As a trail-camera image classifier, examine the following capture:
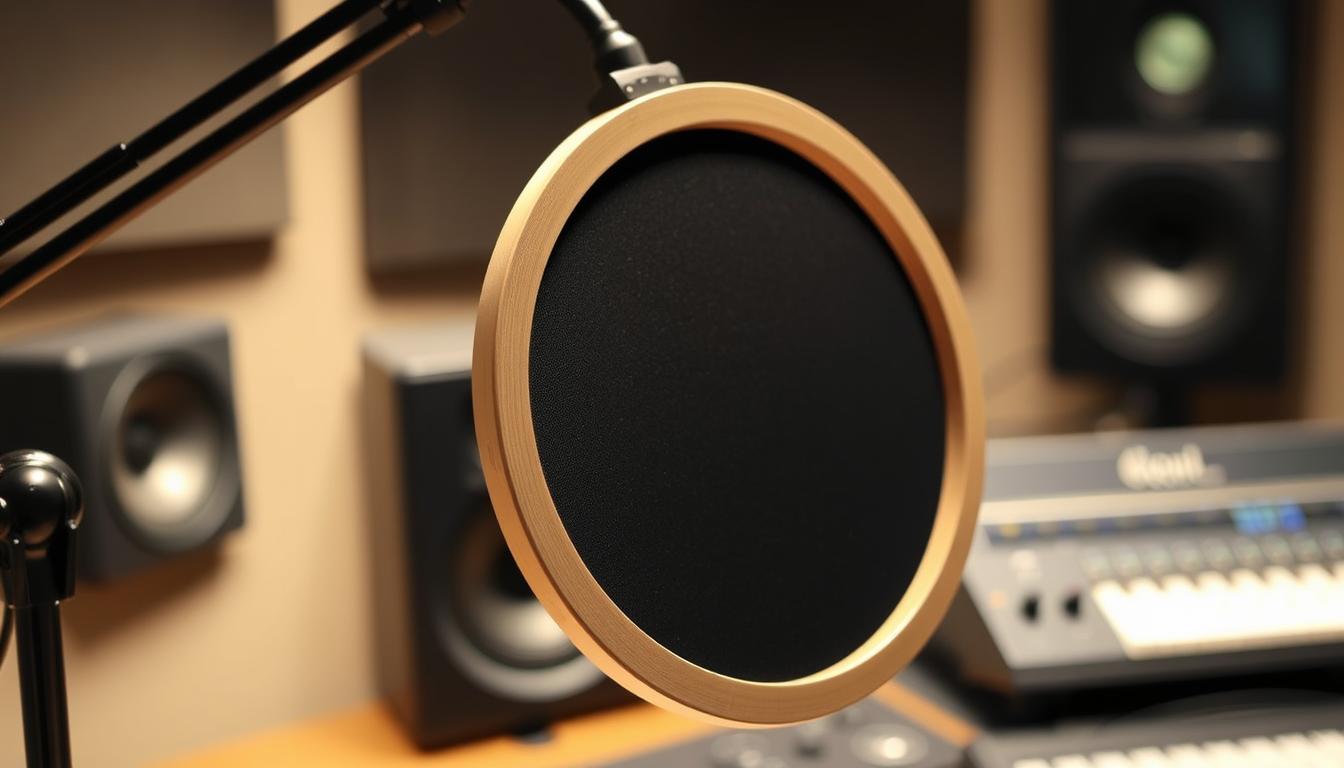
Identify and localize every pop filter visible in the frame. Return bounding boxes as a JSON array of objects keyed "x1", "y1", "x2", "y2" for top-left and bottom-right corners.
[
  {"x1": 0, "y1": 2, "x2": 984, "y2": 757},
  {"x1": 474, "y1": 83, "x2": 984, "y2": 726}
]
